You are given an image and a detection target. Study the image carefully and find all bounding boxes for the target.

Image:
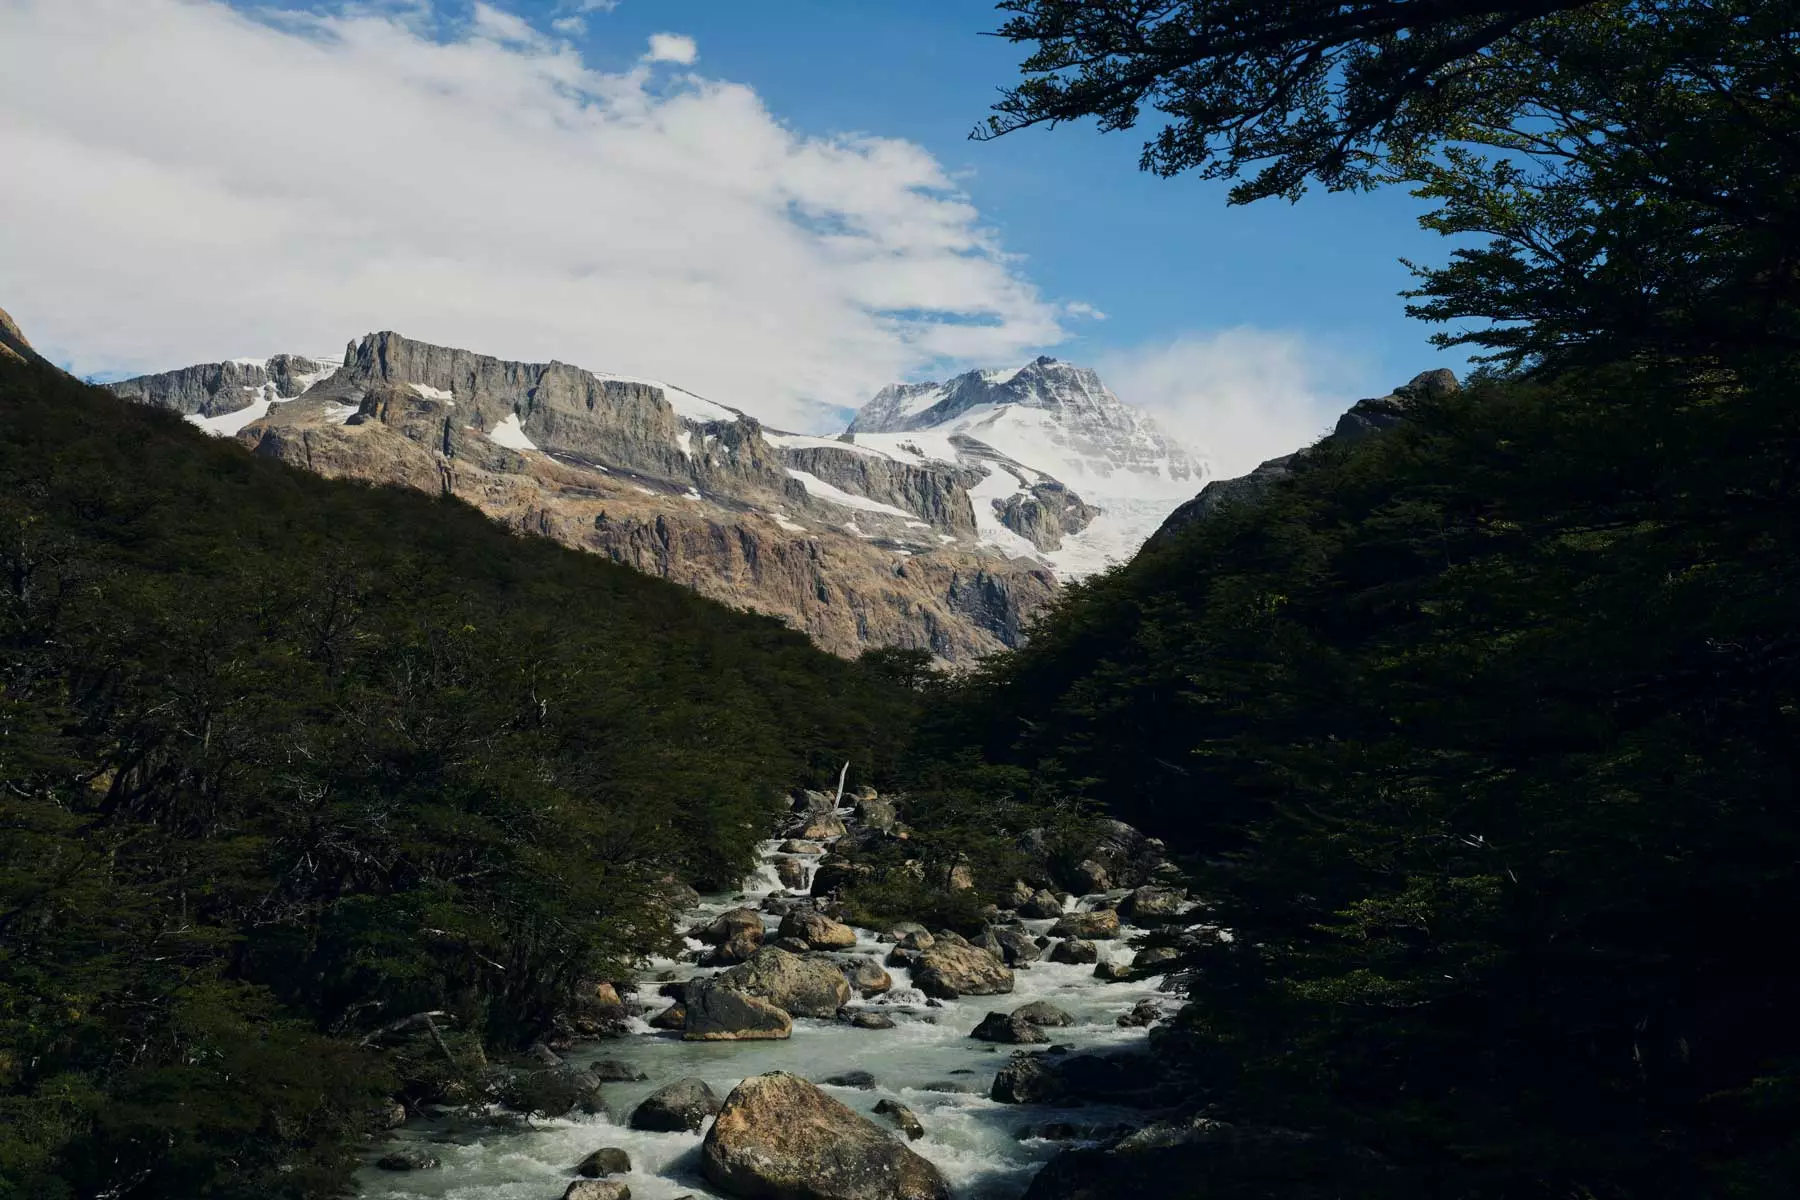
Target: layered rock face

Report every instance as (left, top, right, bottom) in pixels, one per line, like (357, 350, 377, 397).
(1146, 369, 1460, 547)
(106, 331, 1057, 662)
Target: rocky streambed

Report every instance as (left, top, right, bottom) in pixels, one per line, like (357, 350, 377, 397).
(356, 793, 1202, 1200)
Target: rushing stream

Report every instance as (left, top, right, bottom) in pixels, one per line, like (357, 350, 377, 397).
(357, 808, 1174, 1200)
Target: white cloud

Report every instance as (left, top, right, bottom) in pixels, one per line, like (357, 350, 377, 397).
(643, 31, 697, 65)
(1097, 329, 1373, 479)
(551, 15, 586, 36)
(1064, 300, 1107, 320)
(0, 0, 1067, 431)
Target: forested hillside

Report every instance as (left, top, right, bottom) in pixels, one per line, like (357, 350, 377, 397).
(938, 0, 1800, 1195)
(0, 353, 917, 1199)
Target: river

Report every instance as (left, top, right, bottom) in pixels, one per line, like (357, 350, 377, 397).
(357, 811, 1173, 1200)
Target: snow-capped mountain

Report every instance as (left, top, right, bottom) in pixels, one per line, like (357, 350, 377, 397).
(844, 355, 1210, 576)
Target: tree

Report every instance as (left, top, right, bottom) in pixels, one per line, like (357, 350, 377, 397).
(981, 0, 1800, 375)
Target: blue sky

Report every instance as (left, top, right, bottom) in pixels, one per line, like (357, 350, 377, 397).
(553, 0, 1455, 389)
(0, 0, 1466, 473)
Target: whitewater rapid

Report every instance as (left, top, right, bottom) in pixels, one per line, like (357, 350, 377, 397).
(357, 819, 1172, 1199)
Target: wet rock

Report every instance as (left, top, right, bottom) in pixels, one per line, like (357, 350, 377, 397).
(1093, 961, 1134, 982)
(911, 943, 1014, 999)
(821, 1069, 878, 1089)
(1133, 945, 1181, 971)
(1048, 938, 1098, 965)
(564, 1181, 631, 1200)
(780, 839, 824, 855)
(850, 1011, 896, 1030)
(874, 1098, 925, 1140)
(683, 978, 793, 1041)
(798, 813, 848, 840)
(1050, 910, 1120, 940)
(885, 946, 919, 969)
(1017, 889, 1066, 919)
(377, 1100, 408, 1130)
(589, 1059, 649, 1082)
(649, 1002, 687, 1031)
(897, 929, 936, 952)
(778, 909, 859, 950)
(992, 925, 1044, 966)
(772, 936, 813, 953)
(992, 1052, 1065, 1105)
(715, 947, 853, 1018)
(576, 1147, 632, 1177)
(1012, 1000, 1075, 1028)
(1118, 885, 1186, 923)
(971, 1011, 1050, 1044)
(698, 907, 764, 945)
(841, 956, 893, 996)
(375, 1146, 440, 1171)
(773, 856, 807, 890)
(1117, 999, 1163, 1028)
(702, 1072, 951, 1200)
(1004, 879, 1037, 909)
(810, 855, 873, 896)
(630, 1078, 721, 1133)
(877, 921, 929, 944)
(570, 979, 633, 1036)
(500, 1048, 604, 1117)
(1069, 859, 1112, 893)
(795, 789, 839, 814)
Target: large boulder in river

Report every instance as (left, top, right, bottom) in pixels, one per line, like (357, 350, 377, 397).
(992, 926, 1043, 966)
(702, 1072, 950, 1200)
(1051, 910, 1120, 940)
(798, 812, 848, 840)
(1018, 888, 1067, 919)
(971, 1011, 1049, 1044)
(910, 943, 1013, 999)
(841, 956, 893, 996)
(684, 979, 793, 1041)
(774, 856, 808, 891)
(1048, 938, 1098, 965)
(630, 1077, 722, 1132)
(716, 947, 852, 1018)
(1118, 886, 1186, 923)
(1013, 1000, 1075, 1028)
(778, 909, 859, 950)
(853, 794, 898, 832)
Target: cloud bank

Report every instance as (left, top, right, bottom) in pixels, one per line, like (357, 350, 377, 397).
(0, 0, 1067, 430)
(1098, 330, 1364, 480)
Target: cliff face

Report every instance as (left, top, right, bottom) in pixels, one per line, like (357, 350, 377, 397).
(108, 331, 1055, 662)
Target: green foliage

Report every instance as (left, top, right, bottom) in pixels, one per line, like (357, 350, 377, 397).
(943, 365, 1800, 1195)
(0, 359, 915, 1197)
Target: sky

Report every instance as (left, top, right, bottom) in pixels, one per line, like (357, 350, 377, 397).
(0, 0, 1465, 477)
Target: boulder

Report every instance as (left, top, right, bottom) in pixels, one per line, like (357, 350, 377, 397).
(1048, 938, 1098, 965)
(896, 930, 935, 952)
(1004, 879, 1037, 909)
(772, 936, 812, 953)
(1050, 910, 1120, 940)
(850, 1011, 896, 1030)
(1069, 859, 1111, 893)
(683, 979, 793, 1041)
(799, 813, 848, 840)
(1133, 946, 1180, 971)
(1093, 961, 1133, 982)
(576, 1147, 632, 1177)
(854, 795, 898, 832)
(810, 855, 872, 896)
(910, 943, 1014, 999)
(564, 1181, 631, 1200)
(794, 789, 838, 814)
(702, 1072, 950, 1200)
(699, 907, 765, 945)
(992, 926, 1043, 966)
(821, 1070, 877, 1089)
(705, 929, 766, 966)
(500, 1055, 604, 1117)
(774, 856, 808, 890)
(841, 956, 893, 996)
(630, 1078, 722, 1133)
(1118, 885, 1186, 923)
(878, 921, 929, 944)
(992, 1052, 1066, 1105)
(715, 947, 853, 1018)
(971, 1011, 1050, 1044)
(874, 1098, 924, 1140)
(779, 909, 859, 950)
(649, 1001, 687, 1031)
(780, 840, 824, 855)
(945, 863, 976, 892)
(375, 1146, 440, 1171)
(884, 946, 919, 969)
(1012, 1000, 1075, 1028)
(1017, 889, 1066, 920)
(1117, 999, 1163, 1028)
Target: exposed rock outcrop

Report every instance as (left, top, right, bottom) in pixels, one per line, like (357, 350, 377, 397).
(683, 979, 793, 1041)
(1147, 370, 1460, 546)
(910, 943, 1013, 999)
(0, 307, 47, 367)
(994, 481, 1099, 551)
(714, 947, 852, 1018)
(702, 1072, 951, 1200)
(630, 1078, 722, 1132)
